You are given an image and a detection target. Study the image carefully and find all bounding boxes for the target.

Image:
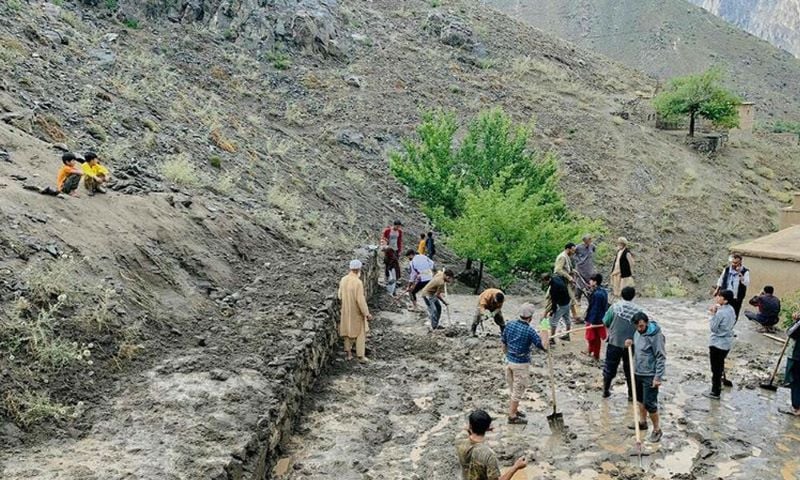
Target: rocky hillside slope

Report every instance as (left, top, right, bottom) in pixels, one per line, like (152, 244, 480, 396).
(690, 0, 800, 58)
(487, 0, 800, 122)
(1, 0, 798, 477)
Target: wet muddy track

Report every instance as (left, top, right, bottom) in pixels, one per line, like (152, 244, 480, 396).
(280, 295, 799, 480)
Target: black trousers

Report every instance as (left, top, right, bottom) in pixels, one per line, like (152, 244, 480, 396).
(603, 343, 632, 397)
(709, 346, 729, 395)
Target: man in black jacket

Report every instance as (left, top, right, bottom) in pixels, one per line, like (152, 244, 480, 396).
(541, 273, 572, 343)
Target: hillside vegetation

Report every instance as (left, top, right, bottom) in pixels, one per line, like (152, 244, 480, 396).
(0, 0, 799, 476)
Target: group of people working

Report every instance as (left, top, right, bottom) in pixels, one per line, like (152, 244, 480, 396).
(335, 227, 800, 479)
(56, 151, 111, 197)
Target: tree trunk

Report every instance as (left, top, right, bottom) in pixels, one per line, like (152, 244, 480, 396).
(466, 259, 473, 270)
(474, 260, 484, 295)
(689, 111, 696, 137)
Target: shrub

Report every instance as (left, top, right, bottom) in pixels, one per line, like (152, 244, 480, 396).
(161, 154, 200, 186)
(267, 49, 291, 70)
(123, 18, 140, 29)
(3, 391, 71, 427)
(781, 290, 800, 328)
(209, 156, 222, 169)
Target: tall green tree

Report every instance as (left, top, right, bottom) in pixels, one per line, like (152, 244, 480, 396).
(390, 108, 603, 286)
(653, 68, 741, 137)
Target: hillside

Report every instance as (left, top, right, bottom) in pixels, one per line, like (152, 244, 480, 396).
(690, 0, 800, 58)
(487, 0, 800, 121)
(1, 0, 799, 477)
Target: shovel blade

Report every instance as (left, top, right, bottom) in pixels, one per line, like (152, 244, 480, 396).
(547, 412, 564, 432)
(759, 383, 778, 391)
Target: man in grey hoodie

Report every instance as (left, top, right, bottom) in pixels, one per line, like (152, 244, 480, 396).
(625, 311, 666, 443)
(705, 289, 737, 400)
(602, 286, 642, 399)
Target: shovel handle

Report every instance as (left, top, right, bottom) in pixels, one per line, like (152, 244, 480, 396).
(627, 345, 641, 444)
(767, 337, 791, 385)
(547, 347, 558, 414)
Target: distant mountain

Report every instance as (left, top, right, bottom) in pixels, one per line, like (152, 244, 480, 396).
(689, 0, 800, 58)
(486, 0, 800, 121)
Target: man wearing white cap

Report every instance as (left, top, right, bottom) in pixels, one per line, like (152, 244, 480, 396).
(338, 259, 373, 362)
(501, 303, 546, 424)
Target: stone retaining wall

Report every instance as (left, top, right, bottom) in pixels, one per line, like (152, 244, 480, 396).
(222, 247, 379, 480)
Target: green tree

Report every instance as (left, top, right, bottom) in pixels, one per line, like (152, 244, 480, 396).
(653, 68, 741, 137)
(390, 108, 603, 286)
(447, 174, 602, 286)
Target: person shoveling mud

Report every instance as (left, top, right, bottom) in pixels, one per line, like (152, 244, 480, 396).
(500, 303, 546, 424)
(625, 312, 666, 444)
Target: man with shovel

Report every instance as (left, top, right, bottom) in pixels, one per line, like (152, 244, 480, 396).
(781, 312, 800, 416)
(625, 311, 666, 443)
(501, 303, 546, 424)
(602, 286, 642, 399)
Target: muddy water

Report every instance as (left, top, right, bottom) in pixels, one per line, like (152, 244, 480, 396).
(280, 295, 799, 479)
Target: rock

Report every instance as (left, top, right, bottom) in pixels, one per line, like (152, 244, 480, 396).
(209, 369, 231, 381)
(0, 422, 23, 447)
(52, 143, 69, 152)
(45, 245, 60, 257)
(22, 184, 41, 192)
(10, 174, 27, 181)
(350, 33, 371, 45)
(88, 48, 116, 66)
(344, 75, 362, 88)
(336, 130, 365, 149)
(0, 150, 10, 163)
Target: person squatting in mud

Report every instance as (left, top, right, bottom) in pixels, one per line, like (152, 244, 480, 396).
(472, 288, 506, 336)
(421, 268, 455, 331)
(602, 286, 643, 399)
(403, 248, 435, 311)
(338, 260, 373, 363)
(501, 303, 546, 425)
(456, 409, 527, 480)
(625, 311, 666, 443)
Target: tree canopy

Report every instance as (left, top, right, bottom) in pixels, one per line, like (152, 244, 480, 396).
(389, 108, 602, 285)
(653, 68, 741, 137)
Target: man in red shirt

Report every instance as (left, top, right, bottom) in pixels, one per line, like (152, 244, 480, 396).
(381, 220, 403, 289)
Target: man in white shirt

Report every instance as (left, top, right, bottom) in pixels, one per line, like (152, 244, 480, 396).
(403, 249, 435, 311)
(714, 254, 750, 321)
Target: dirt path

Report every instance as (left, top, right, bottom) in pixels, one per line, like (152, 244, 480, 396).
(279, 293, 799, 479)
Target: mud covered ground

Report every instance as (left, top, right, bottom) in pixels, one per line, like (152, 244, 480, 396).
(279, 293, 799, 480)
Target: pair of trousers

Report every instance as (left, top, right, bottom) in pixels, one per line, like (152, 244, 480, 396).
(471, 309, 505, 333)
(60, 173, 81, 194)
(744, 311, 778, 327)
(603, 343, 632, 397)
(384, 249, 400, 282)
(424, 296, 442, 329)
(410, 280, 429, 303)
(587, 338, 602, 359)
(343, 333, 366, 358)
(792, 382, 800, 410)
(550, 304, 571, 336)
(709, 346, 729, 395)
(505, 362, 530, 402)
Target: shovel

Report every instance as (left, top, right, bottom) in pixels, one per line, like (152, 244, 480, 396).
(545, 345, 564, 432)
(627, 345, 650, 465)
(760, 336, 790, 391)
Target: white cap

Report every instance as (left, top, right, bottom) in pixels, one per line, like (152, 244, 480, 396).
(349, 259, 363, 270)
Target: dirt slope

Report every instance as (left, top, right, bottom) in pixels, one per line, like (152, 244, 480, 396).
(1, 0, 799, 476)
(487, 0, 800, 121)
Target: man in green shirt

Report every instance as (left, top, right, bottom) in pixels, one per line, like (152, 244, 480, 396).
(455, 410, 527, 480)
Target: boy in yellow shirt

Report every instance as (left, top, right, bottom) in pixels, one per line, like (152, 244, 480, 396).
(81, 151, 110, 196)
(417, 233, 427, 255)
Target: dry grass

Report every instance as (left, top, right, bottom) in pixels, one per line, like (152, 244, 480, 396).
(3, 390, 71, 427)
(161, 154, 200, 186)
(34, 115, 67, 142)
(210, 127, 237, 153)
(25, 258, 77, 305)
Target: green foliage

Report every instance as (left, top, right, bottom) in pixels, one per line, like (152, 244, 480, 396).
(105, 0, 118, 10)
(653, 67, 741, 136)
(391, 108, 602, 284)
(766, 120, 800, 140)
(209, 155, 222, 169)
(123, 18, 140, 29)
(267, 50, 291, 70)
(781, 289, 800, 329)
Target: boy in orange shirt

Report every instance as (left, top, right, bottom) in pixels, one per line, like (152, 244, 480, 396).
(57, 152, 83, 196)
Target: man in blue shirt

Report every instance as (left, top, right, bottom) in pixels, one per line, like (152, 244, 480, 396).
(501, 303, 546, 424)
